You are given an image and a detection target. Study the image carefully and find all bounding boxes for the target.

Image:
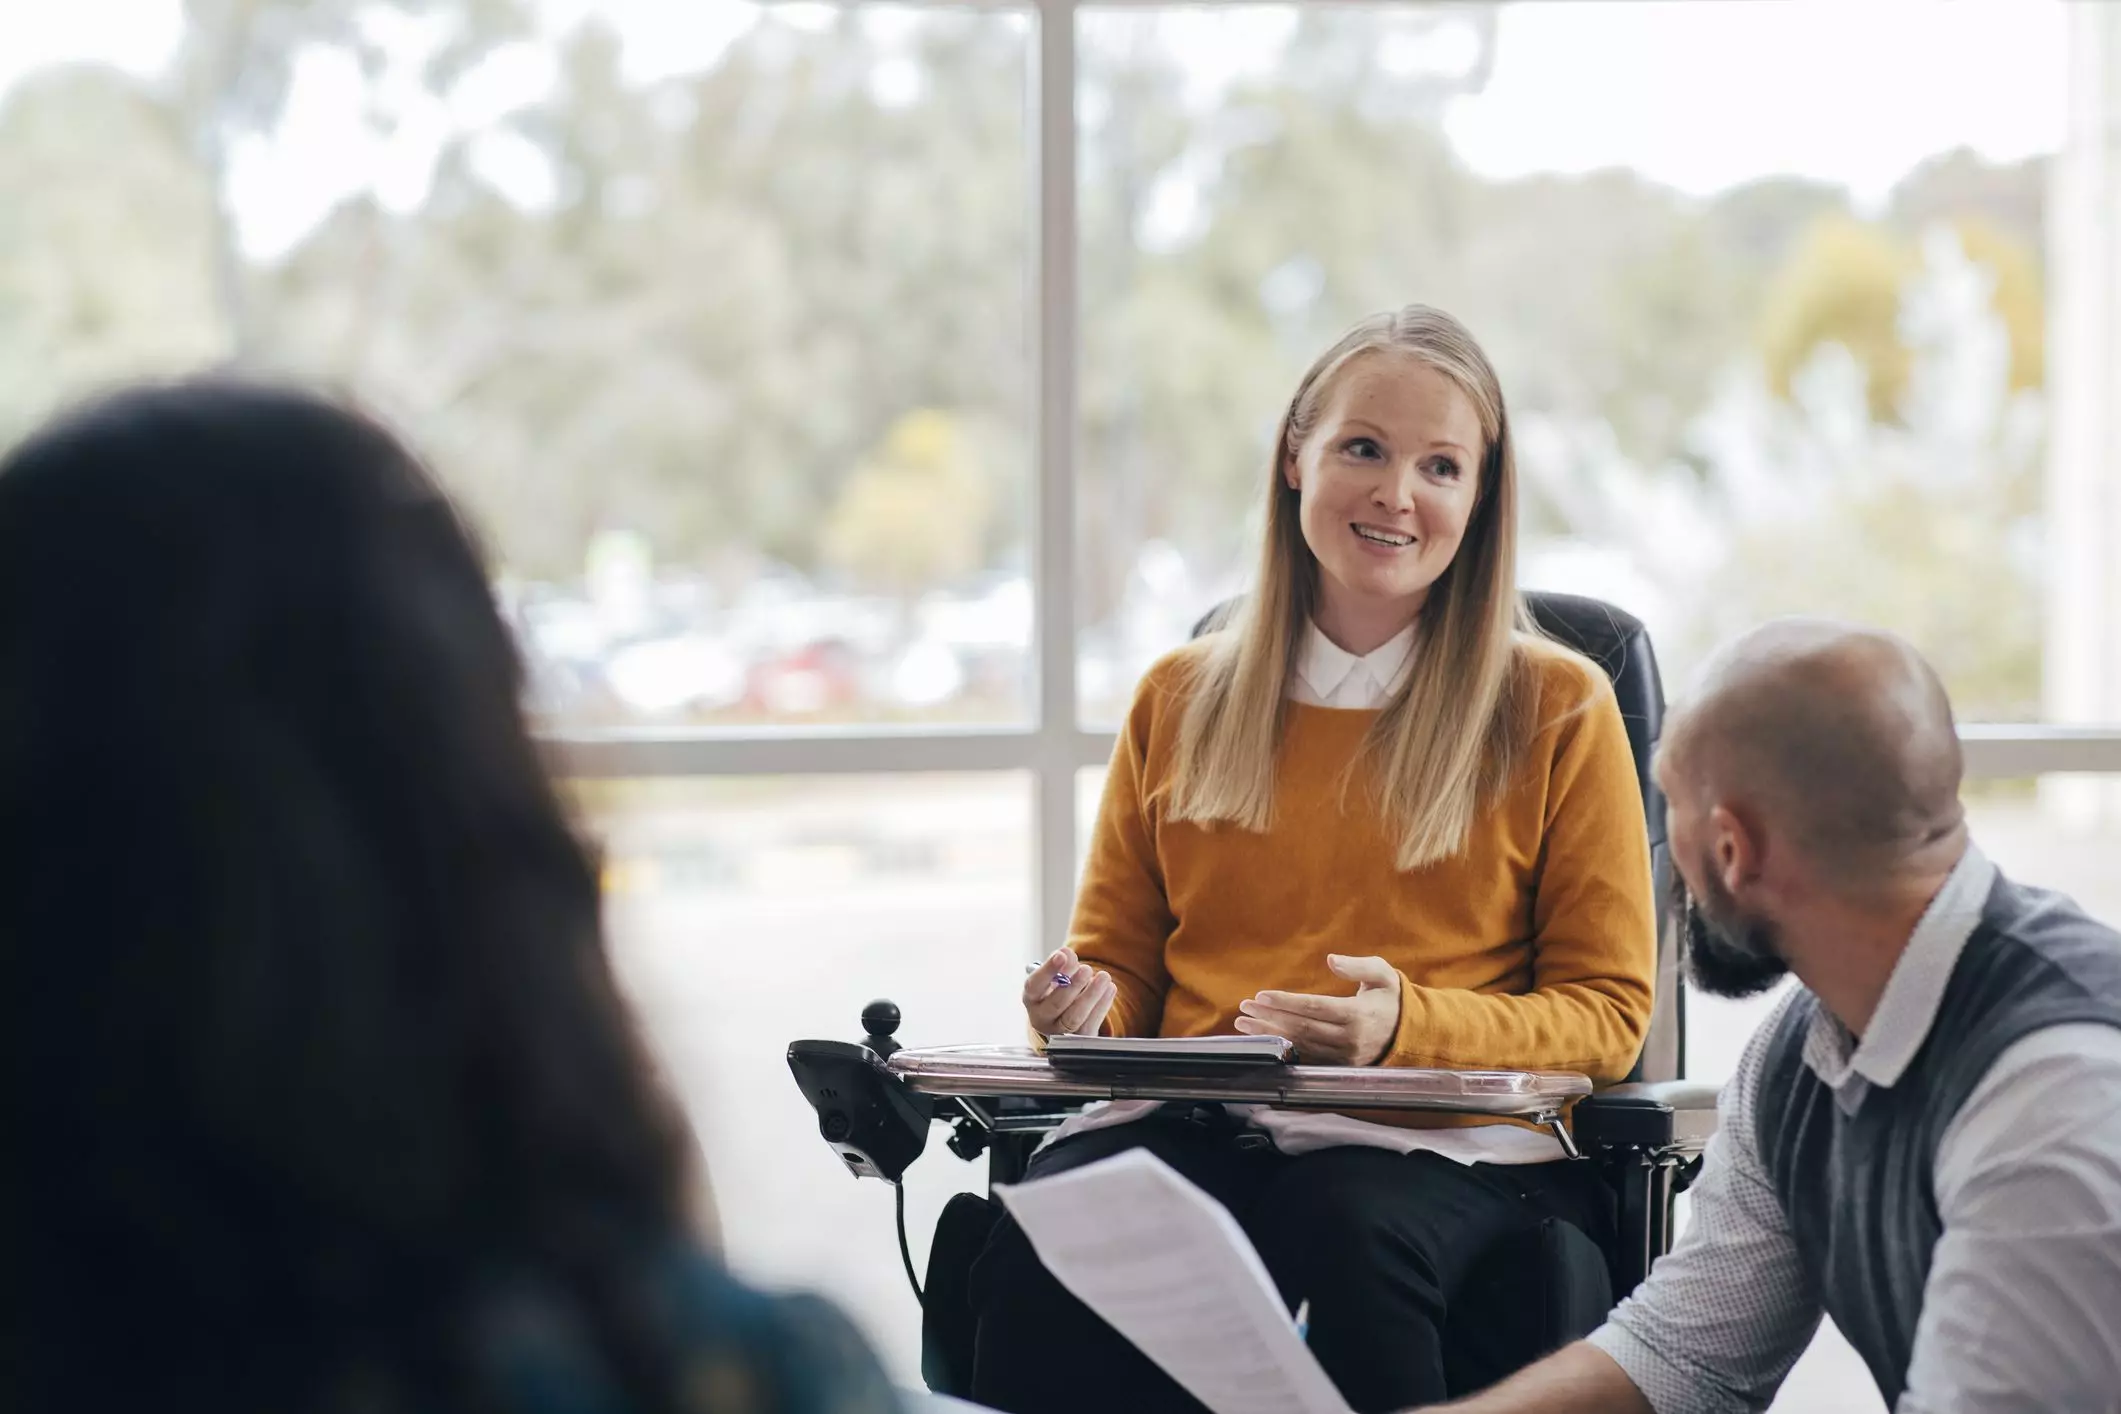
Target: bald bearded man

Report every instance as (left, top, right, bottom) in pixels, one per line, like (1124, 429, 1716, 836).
(1423, 620, 2121, 1414)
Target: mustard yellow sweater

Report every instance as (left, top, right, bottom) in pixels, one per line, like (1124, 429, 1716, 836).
(1070, 636, 1656, 1114)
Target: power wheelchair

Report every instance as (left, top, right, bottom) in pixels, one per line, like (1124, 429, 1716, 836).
(788, 591, 1719, 1401)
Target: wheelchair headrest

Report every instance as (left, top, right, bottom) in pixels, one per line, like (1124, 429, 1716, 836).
(1519, 591, 1666, 853)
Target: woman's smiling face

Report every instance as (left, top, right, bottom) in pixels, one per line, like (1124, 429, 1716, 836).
(1285, 351, 1485, 653)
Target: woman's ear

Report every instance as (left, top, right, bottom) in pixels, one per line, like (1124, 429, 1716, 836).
(1283, 452, 1301, 492)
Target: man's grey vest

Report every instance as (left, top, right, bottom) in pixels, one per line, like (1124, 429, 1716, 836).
(1752, 871, 2121, 1408)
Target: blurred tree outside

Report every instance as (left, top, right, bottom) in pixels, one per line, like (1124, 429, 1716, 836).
(1690, 221, 2046, 719)
(252, 10, 1029, 583)
(173, 0, 534, 349)
(821, 409, 995, 599)
(1758, 216, 1918, 425)
(0, 68, 225, 449)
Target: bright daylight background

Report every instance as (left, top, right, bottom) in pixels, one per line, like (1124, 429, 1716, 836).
(7, 2, 2119, 1407)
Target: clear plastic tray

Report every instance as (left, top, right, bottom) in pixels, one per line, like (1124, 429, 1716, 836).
(887, 1044, 1592, 1117)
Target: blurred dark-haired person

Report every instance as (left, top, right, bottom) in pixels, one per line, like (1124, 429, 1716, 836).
(2, 381, 903, 1413)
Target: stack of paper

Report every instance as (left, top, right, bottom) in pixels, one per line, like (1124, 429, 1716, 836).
(996, 1149, 1354, 1414)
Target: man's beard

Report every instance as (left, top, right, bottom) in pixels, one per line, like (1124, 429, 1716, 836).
(1674, 859, 1789, 999)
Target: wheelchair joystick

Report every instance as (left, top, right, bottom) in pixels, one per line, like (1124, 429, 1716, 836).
(862, 999, 903, 1058)
(786, 998, 931, 1184)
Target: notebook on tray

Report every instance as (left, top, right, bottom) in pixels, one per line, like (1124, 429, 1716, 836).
(1044, 1033, 1295, 1073)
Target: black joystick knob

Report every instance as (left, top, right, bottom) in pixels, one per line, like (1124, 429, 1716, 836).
(861, 999, 903, 1057)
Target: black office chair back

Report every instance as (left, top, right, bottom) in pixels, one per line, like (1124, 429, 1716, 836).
(1187, 590, 1683, 1082)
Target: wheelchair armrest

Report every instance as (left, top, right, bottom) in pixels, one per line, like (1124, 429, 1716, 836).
(1614, 1079, 1722, 1110)
(1574, 1080, 1721, 1154)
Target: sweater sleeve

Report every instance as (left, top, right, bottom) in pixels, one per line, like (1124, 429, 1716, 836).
(1066, 664, 1178, 1039)
(1384, 674, 1657, 1080)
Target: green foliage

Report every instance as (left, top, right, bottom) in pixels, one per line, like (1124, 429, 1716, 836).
(1758, 216, 1918, 423)
(1888, 147, 2044, 258)
(822, 410, 995, 596)
(1708, 215, 2048, 719)
(1956, 216, 2045, 392)
(172, 0, 535, 349)
(1754, 210, 2044, 420)
(0, 68, 226, 449)
(1704, 465, 2043, 721)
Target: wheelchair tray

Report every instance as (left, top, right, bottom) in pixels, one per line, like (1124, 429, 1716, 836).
(887, 1045, 1592, 1117)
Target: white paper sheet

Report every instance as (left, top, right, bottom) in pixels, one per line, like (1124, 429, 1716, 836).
(994, 1149, 1354, 1414)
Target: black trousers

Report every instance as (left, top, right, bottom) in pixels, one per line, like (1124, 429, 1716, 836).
(966, 1107, 1612, 1414)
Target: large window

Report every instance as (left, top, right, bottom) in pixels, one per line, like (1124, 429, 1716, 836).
(11, 0, 2121, 1399)
(1075, 1, 2070, 725)
(585, 774, 1028, 1366)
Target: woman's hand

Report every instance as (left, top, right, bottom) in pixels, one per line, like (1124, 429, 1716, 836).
(1024, 947, 1118, 1038)
(1234, 954, 1404, 1065)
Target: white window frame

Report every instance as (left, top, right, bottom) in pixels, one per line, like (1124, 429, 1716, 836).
(547, 0, 2121, 961)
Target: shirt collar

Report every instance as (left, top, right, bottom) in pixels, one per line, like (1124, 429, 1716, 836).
(1297, 621, 1417, 705)
(1802, 843, 1998, 1104)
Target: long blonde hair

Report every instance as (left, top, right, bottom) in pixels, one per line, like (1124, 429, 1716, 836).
(1169, 304, 1534, 870)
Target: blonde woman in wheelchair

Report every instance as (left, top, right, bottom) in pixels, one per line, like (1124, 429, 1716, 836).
(969, 305, 1657, 1413)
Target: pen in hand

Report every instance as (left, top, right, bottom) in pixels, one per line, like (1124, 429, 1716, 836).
(1023, 949, 1116, 1037)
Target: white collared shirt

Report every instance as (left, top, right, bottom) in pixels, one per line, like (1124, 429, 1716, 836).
(1590, 844, 2121, 1413)
(1291, 620, 1417, 708)
(1048, 617, 1564, 1167)
(1798, 848, 1996, 1114)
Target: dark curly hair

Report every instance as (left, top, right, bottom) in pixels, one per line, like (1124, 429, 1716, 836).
(2, 380, 699, 1411)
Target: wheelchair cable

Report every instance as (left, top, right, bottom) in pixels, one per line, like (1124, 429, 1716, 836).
(895, 1182, 924, 1305)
